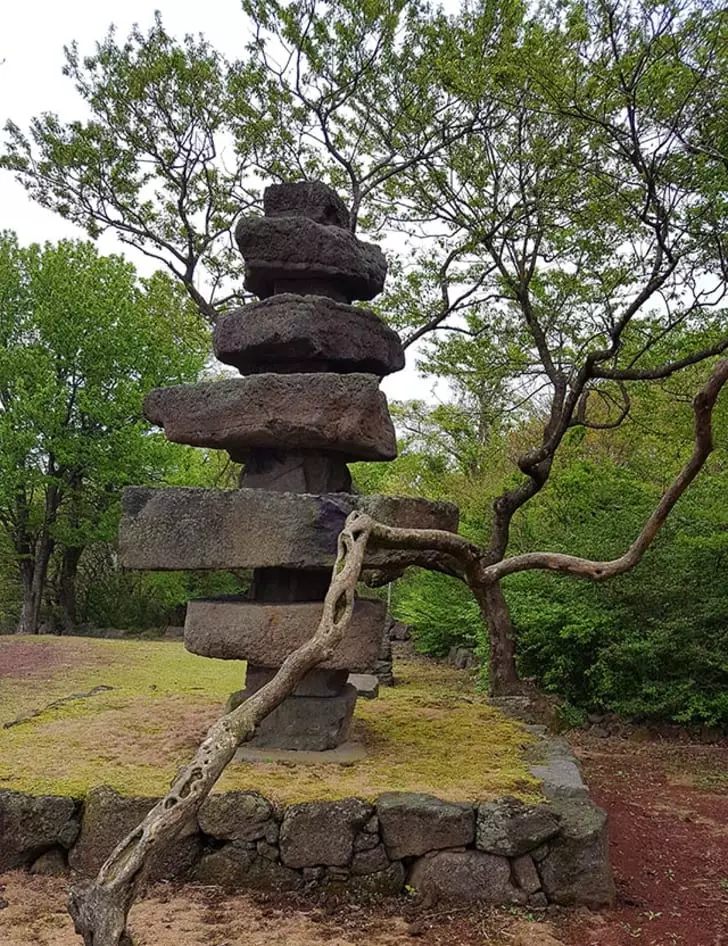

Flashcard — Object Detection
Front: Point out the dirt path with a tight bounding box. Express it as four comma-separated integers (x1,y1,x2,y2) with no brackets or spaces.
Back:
559,733,728,946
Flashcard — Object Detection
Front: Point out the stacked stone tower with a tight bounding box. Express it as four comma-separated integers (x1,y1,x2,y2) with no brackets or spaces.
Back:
119,181,458,752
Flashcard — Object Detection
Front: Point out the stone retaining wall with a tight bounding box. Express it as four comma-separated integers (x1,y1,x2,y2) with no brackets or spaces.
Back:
0,785,615,908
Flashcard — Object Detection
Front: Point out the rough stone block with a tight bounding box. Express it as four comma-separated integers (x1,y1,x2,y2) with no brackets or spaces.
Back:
197,791,273,842
538,800,616,908
213,295,404,377
279,798,373,868
476,797,561,857
351,843,389,875
193,843,300,892
377,793,475,860
326,862,405,901
244,666,349,697
143,373,396,462
263,181,350,228
0,790,79,871
408,851,525,905
348,673,379,699
185,598,386,671
68,786,200,880
511,854,542,895
251,684,358,751
236,216,387,302
120,488,459,572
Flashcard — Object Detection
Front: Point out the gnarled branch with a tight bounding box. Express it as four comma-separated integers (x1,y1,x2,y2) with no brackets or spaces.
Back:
68,510,374,946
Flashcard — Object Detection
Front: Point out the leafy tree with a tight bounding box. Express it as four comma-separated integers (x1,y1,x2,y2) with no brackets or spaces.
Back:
0,233,208,634
2,15,273,321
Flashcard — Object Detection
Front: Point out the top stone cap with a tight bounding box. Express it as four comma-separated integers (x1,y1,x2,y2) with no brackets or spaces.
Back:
264,181,350,230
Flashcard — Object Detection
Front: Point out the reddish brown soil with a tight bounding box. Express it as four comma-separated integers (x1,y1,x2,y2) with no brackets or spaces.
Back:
559,734,728,946
0,639,90,680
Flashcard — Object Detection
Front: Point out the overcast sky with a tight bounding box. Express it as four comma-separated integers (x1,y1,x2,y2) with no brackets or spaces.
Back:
0,0,444,403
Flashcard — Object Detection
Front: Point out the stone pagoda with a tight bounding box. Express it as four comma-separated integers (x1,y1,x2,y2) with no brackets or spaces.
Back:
119,181,458,752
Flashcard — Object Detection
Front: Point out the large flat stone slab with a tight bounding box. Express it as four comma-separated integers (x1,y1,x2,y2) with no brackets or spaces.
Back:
213,295,404,377
236,216,387,302
144,373,396,462
119,488,459,571
185,598,387,671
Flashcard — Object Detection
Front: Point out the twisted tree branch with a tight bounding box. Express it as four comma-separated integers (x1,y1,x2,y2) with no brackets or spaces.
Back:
68,510,374,946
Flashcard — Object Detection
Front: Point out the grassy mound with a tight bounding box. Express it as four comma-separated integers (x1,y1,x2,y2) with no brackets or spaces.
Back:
0,636,539,803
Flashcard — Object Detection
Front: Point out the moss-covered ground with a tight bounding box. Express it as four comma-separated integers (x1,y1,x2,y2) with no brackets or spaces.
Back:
0,636,539,804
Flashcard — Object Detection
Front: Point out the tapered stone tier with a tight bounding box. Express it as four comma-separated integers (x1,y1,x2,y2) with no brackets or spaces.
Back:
213,294,404,377
122,179,461,752
143,374,397,461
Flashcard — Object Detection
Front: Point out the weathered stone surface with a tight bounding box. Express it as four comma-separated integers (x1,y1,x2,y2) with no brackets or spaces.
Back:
476,798,561,857
236,216,387,302
194,844,300,892
377,793,475,861
240,450,352,493
144,374,396,462
69,786,200,880
120,488,459,572
408,851,525,905
0,791,79,871
351,843,389,875
197,791,273,842
256,840,280,862
250,684,358,751
529,737,589,800
279,798,373,868
327,861,405,901
347,673,379,699
511,854,541,895
29,847,68,877
186,598,386,671
539,800,615,908
354,831,380,852
244,666,348,697
213,295,404,377
263,181,350,228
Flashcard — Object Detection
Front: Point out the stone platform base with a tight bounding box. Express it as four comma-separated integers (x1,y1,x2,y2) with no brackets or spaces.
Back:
234,741,367,766
0,784,615,909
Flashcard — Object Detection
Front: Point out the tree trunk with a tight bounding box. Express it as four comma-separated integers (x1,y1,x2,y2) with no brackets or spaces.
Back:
17,560,44,635
56,546,83,634
473,580,522,697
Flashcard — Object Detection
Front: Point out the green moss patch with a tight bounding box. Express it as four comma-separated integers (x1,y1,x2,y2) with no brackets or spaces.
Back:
0,636,538,803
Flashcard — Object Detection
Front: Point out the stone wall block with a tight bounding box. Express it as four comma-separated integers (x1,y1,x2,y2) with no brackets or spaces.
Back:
377,793,475,860
476,797,561,857
538,800,616,908
0,790,79,872
279,798,373,868
197,791,273,842
69,786,200,880
408,850,525,905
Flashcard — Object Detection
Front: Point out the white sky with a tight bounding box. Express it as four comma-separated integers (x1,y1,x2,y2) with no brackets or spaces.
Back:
0,0,444,404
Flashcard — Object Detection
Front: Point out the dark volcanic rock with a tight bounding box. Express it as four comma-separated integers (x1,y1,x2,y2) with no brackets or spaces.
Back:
120,487,459,572
185,598,386,671
476,797,561,857
194,843,300,891
351,842,389,875
279,798,373,868
143,373,396,462
263,181,350,228
250,684,358,751
213,295,404,377
197,791,273,842
538,800,616,908
68,786,200,880
0,791,79,871
377,793,475,860
326,861,405,901
408,850,525,905
236,216,387,302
